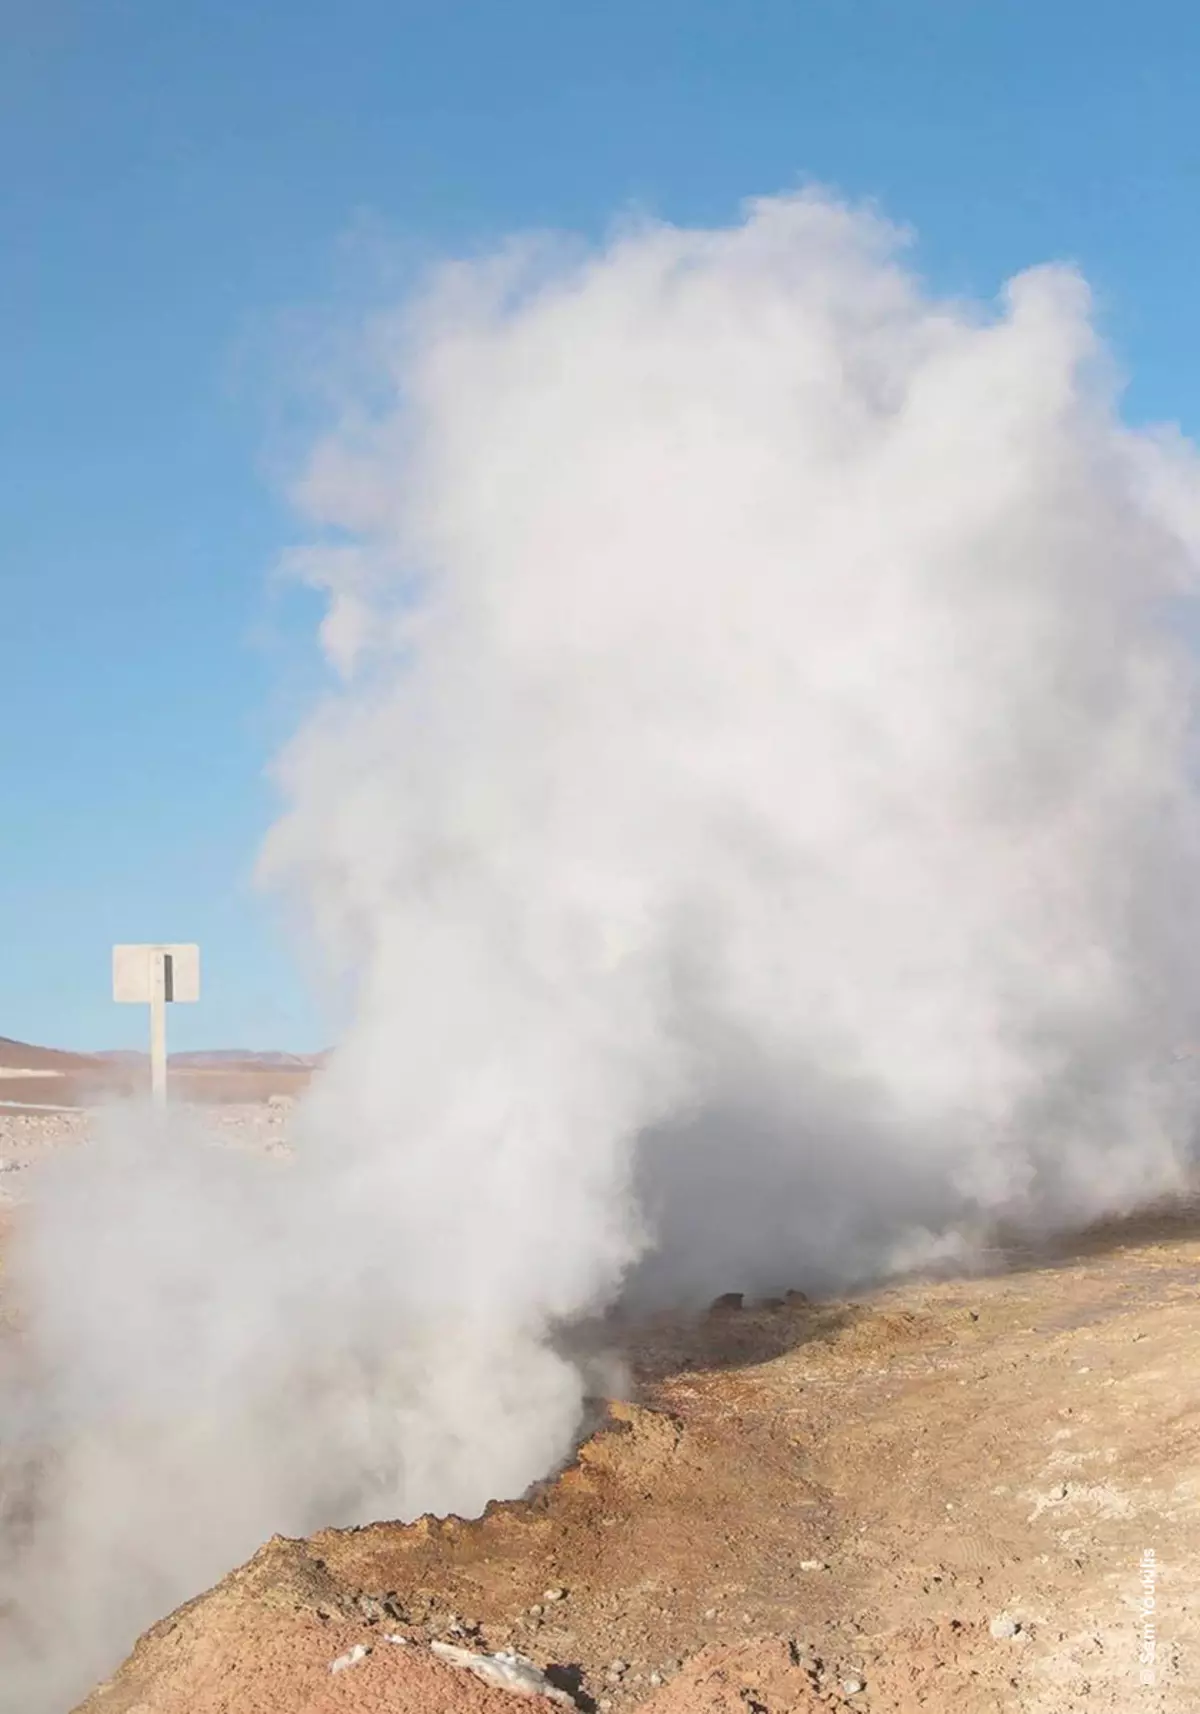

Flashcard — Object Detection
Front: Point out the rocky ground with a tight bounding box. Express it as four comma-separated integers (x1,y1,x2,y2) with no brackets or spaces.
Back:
0,1103,291,1210
63,1190,1197,1714
0,1107,90,1200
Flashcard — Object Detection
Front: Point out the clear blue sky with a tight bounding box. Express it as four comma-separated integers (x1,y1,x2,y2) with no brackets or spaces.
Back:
3,0,1199,1051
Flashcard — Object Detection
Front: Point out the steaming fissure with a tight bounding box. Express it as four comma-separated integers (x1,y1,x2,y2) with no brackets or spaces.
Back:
4,191,1200,1711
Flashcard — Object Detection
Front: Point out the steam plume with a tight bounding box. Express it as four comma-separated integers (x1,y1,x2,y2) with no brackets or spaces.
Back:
4,191,1200,1709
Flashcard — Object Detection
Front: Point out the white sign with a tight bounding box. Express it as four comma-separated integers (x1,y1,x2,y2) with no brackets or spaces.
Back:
112,944,200,1106
112,944,200,1005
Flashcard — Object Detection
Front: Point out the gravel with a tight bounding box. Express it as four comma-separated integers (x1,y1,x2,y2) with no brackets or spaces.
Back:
0,1105,292,1206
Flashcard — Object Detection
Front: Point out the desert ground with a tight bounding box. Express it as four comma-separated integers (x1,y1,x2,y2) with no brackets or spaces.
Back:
0,1034,315,1113
0,1042,1194,1713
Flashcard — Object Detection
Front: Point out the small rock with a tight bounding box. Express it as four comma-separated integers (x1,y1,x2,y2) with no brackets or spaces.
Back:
704,1607,718,1619
528,1604,543,1617
1051,1482,1069,1500
383,1633,408,1645
842,1679,865,1695
990,1614,1021,1640
330,1643,370,1674
799,1559,828,1571
608,1659,627,1676
648,1671,663,1686
543,1586,566,1601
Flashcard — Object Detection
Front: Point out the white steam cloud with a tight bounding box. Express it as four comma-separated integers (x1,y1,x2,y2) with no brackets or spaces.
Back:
5,191,1200,1709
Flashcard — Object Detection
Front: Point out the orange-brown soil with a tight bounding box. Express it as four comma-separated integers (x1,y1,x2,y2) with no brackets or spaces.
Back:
74,1204,1200,1713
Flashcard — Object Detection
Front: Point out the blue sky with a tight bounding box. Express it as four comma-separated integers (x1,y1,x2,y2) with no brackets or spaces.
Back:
3,0,1199,1051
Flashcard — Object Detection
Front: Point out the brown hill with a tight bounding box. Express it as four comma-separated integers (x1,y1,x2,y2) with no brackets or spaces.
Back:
0,1036,105,1072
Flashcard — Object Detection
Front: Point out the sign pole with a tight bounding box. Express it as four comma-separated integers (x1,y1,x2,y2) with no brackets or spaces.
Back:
149,948,168,1107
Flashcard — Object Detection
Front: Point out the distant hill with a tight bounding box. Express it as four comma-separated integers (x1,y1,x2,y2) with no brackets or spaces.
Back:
0,1036,105,1072
166,1050,323,1069
93,1048,324,1069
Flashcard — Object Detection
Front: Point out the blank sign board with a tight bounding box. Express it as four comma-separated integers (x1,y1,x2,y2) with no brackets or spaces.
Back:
113,944,201,1004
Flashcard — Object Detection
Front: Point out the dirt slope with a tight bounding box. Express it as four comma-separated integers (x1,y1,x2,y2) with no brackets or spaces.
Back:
0,1037,105,1073
74,1206,1199,1714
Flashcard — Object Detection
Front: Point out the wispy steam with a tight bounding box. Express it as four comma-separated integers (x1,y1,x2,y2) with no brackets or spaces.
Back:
4,191,1200,1710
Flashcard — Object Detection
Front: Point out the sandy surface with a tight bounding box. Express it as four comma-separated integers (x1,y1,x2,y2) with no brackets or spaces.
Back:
64,1198,1199,1714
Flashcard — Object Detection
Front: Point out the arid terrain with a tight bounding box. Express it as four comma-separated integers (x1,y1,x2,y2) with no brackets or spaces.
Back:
0,1035,315,1113
0,1044,1194,1713
68,1209,1197,1714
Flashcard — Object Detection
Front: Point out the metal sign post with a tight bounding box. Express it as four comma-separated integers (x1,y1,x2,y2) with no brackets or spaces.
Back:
113,944,200,1107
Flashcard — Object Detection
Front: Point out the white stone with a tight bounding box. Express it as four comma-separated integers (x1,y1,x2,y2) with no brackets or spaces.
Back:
430,1642,576,1705
330,1643,370,1673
